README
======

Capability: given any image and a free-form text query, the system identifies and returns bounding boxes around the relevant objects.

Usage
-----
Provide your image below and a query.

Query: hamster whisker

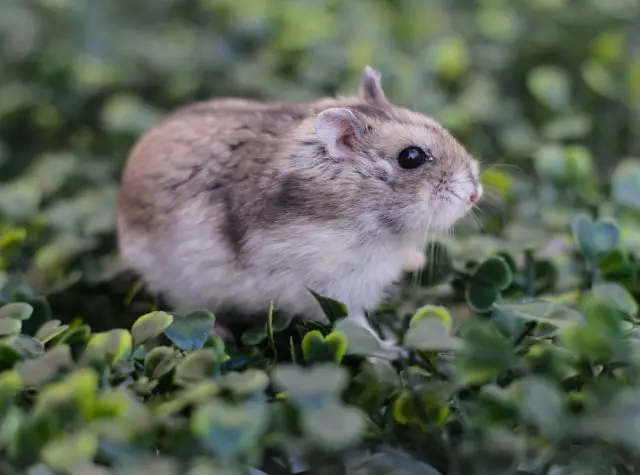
[412,209,434,288]
[467,209,487,235]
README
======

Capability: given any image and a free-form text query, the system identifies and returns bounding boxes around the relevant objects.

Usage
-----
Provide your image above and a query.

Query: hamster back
[117,66,482,355]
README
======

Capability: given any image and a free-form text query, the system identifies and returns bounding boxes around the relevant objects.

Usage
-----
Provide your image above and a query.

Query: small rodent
[116,66,482,357]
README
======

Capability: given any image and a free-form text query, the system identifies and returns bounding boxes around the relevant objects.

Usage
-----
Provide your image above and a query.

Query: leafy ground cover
[2,0,640,474]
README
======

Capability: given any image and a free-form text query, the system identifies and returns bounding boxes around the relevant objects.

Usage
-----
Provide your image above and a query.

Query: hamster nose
[469,184,482,205]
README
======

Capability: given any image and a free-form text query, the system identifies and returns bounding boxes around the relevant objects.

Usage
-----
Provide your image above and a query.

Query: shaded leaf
[0,302,33,321]
[0,318,21,336]
[192,400,269,460]
[333,318,385,357]
[15,345,73,386]
[240,325,267,346]
[164,310,214,352]
[495,300,583,328]
[308,289,349,322]
[219,369,270,396]
[301,403,366,450]
[41,431,98,471]
[404,318,462,351]
[516,376,565,439]
[272,363,348,410]
[611,158,640,210]
[591,282,638,317]
[465,283,500,313]
[144,346,179,380]
[473,256,513,290]
[174,349,220,386]
[34,320,69,344]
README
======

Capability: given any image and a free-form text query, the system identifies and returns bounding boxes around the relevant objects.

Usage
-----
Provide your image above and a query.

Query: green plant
[2,0,640,473]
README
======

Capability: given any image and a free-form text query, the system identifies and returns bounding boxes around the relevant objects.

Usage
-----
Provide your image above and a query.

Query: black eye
[397,146,431,169]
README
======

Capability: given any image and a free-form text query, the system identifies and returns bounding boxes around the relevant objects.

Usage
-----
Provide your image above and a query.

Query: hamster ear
[315,108,365,158]
[359,65,388,105]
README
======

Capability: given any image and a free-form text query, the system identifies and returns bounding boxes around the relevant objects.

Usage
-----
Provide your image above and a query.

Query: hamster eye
[397,146,431,169]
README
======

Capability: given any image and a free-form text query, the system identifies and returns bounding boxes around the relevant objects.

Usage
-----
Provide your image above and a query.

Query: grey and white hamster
[116,66,482,357]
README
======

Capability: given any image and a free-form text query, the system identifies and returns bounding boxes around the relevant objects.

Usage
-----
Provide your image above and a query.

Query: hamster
[116,66,482,358]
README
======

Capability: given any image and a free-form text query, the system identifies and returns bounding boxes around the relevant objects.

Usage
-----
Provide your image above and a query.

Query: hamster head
[304,66,482,242]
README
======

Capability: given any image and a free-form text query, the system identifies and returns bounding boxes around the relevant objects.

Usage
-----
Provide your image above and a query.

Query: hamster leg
[345,312,408,359]
[402,248,425,273]
[212,322,235,341]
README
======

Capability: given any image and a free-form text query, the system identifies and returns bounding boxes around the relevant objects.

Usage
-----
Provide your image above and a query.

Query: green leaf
[495,301,583,328]
[612,158,640,210]
[164,310,214,351]
[41,431,98,471]
[0,318,21,336]
[87,329,132,364]
[35,368,98,422]
[571,213,597,259]
[0,371,21,419]
[272,363,348,410]
[409,305,453,329]
[308,288,349,322]
[301,330,348,363]
[0,339,27,367]
[15,345,73,387]
[593,220,621,253]
[174,349,220,386]
[10,335,44,358]
[560,297,628,360]
[473,256,513,290]
[144,346,179,380]
[527,65,571,109]
[0,302,33,321]
[155,381,219,416]
[392,390,449,427]
[571,214,621,260]
[582,388,640,452]
[218,369,269,396]
[597,249,636,281]
[20,297,53,337]
[240,325,267,346]
[191,400,269,460]
[404,318,462,351]
[347,446,444,475]
[420,242,454,286]
[454,320,515,384]
[131,310,174,347]
[51,323,91,347]
[332,318,386,357]
[301,403,366,450]
[34,320,69,344]
[465,283,500,313]
[591,282,638,317]
[516,376,565,439]
[271,311,294,332]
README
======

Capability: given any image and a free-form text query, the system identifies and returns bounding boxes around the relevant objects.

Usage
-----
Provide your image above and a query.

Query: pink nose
[469,193,479,205]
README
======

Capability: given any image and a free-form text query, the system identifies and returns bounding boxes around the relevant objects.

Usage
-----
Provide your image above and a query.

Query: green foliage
[2,0,640,473]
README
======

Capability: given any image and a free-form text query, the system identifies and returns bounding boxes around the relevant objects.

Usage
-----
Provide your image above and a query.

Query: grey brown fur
[117,66,482,357]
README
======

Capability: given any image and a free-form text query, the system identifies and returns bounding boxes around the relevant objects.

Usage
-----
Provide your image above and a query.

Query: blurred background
[0,0,639,314]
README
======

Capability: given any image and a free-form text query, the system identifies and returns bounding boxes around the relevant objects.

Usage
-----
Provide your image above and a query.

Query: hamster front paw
[373,338,409,359]
[402,248,425,273]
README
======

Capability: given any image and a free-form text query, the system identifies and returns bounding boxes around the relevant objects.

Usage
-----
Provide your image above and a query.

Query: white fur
[119,198,413,325]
